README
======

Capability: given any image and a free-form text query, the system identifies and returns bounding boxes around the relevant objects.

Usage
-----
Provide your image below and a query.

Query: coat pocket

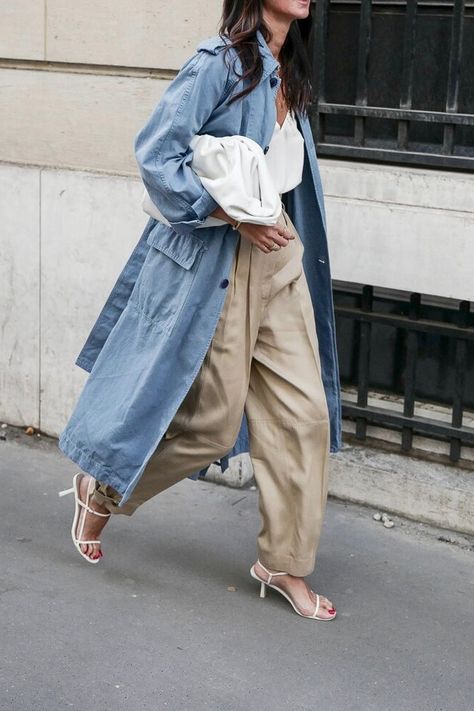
[145,221,205,269]
[129,223,206,332]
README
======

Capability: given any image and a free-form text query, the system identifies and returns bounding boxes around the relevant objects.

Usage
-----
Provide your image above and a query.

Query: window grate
[310,0,474,169]
[334,286,474,462]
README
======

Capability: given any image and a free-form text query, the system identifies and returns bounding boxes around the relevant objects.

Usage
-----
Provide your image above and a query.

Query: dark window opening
[310,0,474,170]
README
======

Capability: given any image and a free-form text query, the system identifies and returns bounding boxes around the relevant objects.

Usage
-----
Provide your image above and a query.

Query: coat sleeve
[134,49,231,236]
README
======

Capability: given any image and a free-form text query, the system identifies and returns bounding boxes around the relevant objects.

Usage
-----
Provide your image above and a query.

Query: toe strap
[312,593,320,618]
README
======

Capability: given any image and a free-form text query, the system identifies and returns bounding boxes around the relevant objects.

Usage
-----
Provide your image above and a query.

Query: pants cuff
[92,482,136,517]
[257,551,317,578]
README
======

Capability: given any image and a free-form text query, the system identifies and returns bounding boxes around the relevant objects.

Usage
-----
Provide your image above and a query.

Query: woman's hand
[238,221,295,254]
[209,206,295,254]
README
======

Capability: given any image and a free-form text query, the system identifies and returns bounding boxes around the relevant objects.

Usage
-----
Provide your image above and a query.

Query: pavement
[1,429,474,711]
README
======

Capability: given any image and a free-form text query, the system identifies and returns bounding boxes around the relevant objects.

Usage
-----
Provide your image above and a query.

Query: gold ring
[270,243,280,251]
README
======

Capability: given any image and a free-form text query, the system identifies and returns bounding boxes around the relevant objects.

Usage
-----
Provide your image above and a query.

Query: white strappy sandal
[58,472,111,564]
[250,560,336,621]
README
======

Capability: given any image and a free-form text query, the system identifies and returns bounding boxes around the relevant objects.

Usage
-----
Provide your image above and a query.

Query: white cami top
[265,109,305,196]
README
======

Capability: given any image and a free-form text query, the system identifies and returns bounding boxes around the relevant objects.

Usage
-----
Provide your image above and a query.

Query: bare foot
[76,474,110,561]
[254,560,336,619]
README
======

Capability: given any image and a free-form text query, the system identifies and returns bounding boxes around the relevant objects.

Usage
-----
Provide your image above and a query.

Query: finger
[266,229,294,247]
[257,241,274,254]
[265,239,281,252]
[275,226,295,240]
[270,233,291,247]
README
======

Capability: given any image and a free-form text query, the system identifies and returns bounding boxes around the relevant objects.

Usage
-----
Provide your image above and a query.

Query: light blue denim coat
[58,29,342,505]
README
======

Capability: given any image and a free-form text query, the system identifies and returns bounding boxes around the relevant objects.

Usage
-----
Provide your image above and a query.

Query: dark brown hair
[218,1,313,115]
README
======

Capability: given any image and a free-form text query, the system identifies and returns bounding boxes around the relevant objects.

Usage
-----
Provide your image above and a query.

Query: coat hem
[58,431,128,504]
[75,355,93,373]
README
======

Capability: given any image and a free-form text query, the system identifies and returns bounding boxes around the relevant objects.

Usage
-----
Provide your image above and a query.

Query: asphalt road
[1,431,473,711]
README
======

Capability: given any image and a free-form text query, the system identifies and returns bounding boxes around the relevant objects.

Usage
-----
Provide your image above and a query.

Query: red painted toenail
[329,609,336,614]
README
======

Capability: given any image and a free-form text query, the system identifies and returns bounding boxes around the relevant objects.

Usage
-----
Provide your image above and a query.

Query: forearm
[209,205,238,227]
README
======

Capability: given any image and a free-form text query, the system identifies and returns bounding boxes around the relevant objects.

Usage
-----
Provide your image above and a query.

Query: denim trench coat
[58,29,342,506]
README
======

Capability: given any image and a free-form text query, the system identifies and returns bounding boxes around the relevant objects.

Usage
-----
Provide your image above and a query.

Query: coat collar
[256,28,280,78]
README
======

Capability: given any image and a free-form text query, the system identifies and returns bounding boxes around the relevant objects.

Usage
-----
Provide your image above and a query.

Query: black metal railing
[334,285,474,462]
[311,0,474,169]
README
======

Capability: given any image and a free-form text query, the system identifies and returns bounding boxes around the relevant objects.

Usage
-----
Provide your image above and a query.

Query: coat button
[220,278,229,288]
[263,146,269,154]
[270,76,278,88]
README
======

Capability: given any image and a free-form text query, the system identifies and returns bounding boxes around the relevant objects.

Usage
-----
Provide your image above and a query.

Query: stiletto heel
[250,560,336,621]
[58,487,74,497]
[59,472,111,564]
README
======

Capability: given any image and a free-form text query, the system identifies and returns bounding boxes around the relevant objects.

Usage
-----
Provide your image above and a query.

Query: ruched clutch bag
[141,134,282,229]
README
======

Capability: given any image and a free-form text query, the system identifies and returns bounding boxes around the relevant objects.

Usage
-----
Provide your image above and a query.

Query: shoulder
[193,33,242,79]
[173,35,232,75]
[170,34,241,97]
[195,33,233,56]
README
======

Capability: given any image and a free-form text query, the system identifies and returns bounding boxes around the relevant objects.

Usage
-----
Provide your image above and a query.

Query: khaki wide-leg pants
[93,205,330,577]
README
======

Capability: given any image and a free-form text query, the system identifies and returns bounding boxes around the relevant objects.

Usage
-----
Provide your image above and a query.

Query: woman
[59,0,342,621]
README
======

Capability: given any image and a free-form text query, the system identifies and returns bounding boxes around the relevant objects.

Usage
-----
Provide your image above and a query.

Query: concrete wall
[322,161,474,302]
[0,0,222,67]
[1,2,473,436]
[0,164,145,434]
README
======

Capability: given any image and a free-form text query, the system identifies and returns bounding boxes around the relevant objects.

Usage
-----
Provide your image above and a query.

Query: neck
[261,11,291,61]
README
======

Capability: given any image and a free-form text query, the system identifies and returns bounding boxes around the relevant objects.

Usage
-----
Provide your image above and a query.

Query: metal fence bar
[318,103,474,125]
[443,0,466,153]
[312,0,330,142]
[355,285,373,439]
[317,143,474,168]
[398,0,418,150]
[450,301,470,459]
[354,0,373,145]
[335,306,474,339]
[343,403,474,444]
[401,293,421,451]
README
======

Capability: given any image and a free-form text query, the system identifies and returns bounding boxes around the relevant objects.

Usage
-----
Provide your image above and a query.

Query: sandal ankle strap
[77,497,111,517]
[257,559,287,584]
[58,482,111,517]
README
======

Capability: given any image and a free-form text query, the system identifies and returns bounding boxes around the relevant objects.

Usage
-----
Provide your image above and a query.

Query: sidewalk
[1,430,473,711]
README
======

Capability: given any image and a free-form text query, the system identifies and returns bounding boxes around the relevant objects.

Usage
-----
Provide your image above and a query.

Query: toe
[83,543,98,560]
[318,600,336,618]
[311,591,332,608]
[314,593,336,616]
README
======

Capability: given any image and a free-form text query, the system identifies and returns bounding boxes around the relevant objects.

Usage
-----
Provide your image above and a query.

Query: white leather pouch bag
[141,133,281,229]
